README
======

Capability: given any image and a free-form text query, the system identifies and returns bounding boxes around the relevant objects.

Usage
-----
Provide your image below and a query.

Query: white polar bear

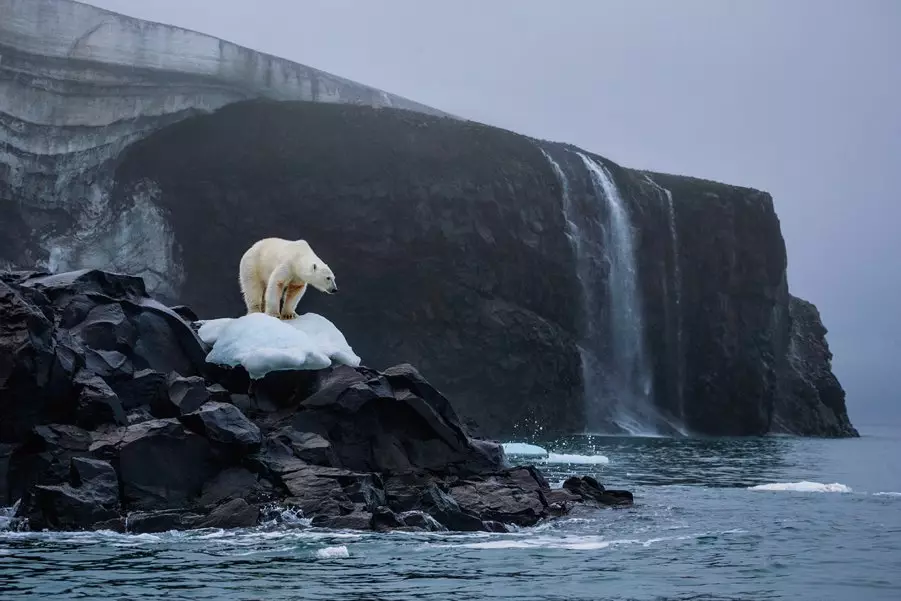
[238,237,337,319]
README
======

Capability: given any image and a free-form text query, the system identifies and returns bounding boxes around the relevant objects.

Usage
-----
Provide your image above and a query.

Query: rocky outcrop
[0,269,631,532]
[771,296,858,437]
[1,0,855,438]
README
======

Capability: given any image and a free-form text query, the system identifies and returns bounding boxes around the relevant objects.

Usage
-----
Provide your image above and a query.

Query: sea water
[2,425,900,600]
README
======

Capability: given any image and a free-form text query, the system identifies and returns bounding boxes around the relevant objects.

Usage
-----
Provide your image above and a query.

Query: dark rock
[398,510,444,532]
[127,509,204,534]
[169,305,199,322]
[7,424,93,504]
[280,465,356,518]
[198,468,275,507]
[371,506,404,532]
[482,520,510,533]
[194,498,260,530]
[73,372,127,429]
[0,444,15,505]
[772,296,859,437]
[206,384,232,404]
[450,467,549,527]
[0,268,632,532]
[94,419,218,511]
[126,408,156,425]
[180,402,262,450]
[563,476,633,507]
[269,428,337,467]
[283,364,504,475]
[111,369,168,411]
[158,374,211,417]
[311,508,373,530]
[19,457,120,531]
[70,457,119,498]
[384,476,483,532]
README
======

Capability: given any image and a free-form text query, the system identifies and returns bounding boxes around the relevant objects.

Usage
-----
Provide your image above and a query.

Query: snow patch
[748,481,852,493]
[201,313,361,379]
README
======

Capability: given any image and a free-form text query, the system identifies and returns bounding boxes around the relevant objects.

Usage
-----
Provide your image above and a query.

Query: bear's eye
[312,263,318,271]
[327,276,333,281]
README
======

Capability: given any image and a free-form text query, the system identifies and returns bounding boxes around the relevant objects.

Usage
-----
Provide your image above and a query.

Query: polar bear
[238,237,337,320]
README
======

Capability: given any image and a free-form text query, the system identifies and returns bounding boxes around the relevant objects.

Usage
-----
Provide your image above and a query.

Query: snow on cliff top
[197,313,361,379]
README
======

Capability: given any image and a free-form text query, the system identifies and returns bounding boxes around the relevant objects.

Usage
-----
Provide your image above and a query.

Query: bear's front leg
[264,265,290,317]
[280,283,308,320]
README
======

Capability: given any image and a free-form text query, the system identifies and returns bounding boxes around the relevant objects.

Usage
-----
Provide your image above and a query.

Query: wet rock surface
[0,269,631,532]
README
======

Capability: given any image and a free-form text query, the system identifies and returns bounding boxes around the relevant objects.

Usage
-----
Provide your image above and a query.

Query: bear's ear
[312,263,318,271]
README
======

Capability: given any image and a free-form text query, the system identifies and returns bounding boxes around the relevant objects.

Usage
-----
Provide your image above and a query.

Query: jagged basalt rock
[0,269,631,530]
[772,296,859,437]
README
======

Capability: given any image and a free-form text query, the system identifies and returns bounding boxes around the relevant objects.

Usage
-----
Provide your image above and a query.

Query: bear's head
[305,260,337,294]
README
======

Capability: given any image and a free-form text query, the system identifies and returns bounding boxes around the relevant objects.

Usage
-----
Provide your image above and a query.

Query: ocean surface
[2,424,900,601]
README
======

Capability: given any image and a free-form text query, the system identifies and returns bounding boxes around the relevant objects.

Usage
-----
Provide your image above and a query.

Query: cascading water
[540,149,601,427]
[577,153,658,435]
[645,175,685,423]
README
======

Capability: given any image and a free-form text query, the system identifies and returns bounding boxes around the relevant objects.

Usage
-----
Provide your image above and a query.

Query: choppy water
[2,426,900,600]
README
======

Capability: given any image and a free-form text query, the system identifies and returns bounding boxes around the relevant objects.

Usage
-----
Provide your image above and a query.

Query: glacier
[0,0,451,297]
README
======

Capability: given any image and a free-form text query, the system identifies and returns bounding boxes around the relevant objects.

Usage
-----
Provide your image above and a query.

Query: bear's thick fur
[238,237,337,319]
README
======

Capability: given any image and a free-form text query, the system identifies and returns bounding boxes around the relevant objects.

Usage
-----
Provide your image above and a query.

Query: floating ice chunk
[748,481,852,493]
[545,453,610,465]
[203,313,360,379]
[501,443,549,457]
[315,545,349,559]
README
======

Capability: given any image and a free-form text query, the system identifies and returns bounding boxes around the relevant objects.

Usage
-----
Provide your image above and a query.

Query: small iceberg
[501,442,549,457]
[545,453,610,465]
[501,444,610,465]
[198,313,361,379]
[748,481,852,493]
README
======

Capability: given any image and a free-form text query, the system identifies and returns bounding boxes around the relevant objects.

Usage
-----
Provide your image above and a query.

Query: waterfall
[540,149,598,425]
[645,175,685,423]
[577,153,657,434]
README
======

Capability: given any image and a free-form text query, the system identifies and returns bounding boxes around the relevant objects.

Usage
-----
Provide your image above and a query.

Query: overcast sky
[86,0,901,425]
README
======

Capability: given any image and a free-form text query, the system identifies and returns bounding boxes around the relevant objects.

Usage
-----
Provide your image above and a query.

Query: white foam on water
[544,453,610,465]
[315,545,350,559]
[873,492,901,497]
[444,529,745,551]
[748,481,852,493]
[501,442,549,457]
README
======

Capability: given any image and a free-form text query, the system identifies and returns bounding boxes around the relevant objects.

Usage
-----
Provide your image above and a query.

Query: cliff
[0,0,856,438]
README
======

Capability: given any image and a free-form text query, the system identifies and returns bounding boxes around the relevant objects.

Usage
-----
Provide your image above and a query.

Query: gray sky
[85,0,901,425]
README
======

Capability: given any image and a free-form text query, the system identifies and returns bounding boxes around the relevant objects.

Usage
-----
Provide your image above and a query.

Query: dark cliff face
[113,101,586,438]
[773,296,858,437]
[4,97,855,439]
[642,173,791,435]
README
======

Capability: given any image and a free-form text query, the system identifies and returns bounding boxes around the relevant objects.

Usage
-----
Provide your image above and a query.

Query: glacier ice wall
[0,0,451,296]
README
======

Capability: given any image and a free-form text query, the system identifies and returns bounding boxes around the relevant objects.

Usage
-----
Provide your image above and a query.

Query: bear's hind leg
[264,264,290,317]
[239,260,265,314]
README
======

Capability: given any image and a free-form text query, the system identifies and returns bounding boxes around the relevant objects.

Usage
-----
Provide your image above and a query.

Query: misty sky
[85,0,901,425]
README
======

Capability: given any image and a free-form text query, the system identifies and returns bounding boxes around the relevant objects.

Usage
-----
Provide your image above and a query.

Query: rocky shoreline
[0,269,631,533]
